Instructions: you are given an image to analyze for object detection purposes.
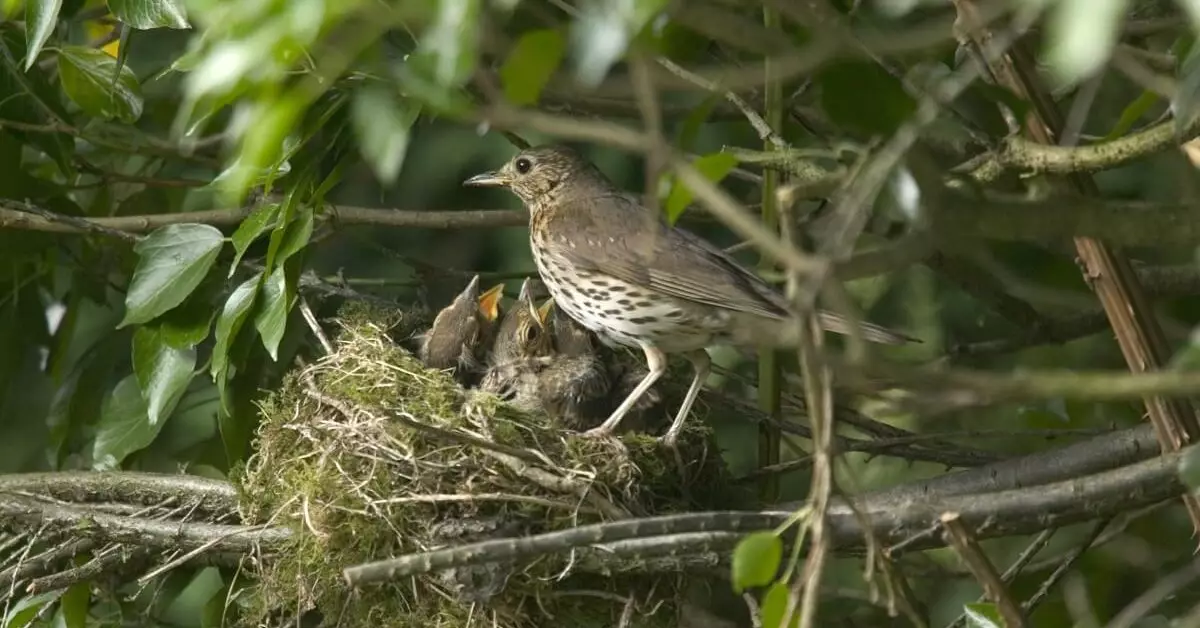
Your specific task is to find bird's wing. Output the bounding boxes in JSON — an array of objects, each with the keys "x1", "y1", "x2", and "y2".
[{"x1": 549, "y1": 194, "x2": 791, "y2": 320}]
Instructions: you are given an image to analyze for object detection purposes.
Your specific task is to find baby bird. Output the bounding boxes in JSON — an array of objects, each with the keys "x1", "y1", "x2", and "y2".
[
  {"x1": 540, "y1": 306, "x2": 615, "y2": 430},
  {"x1": 418, "y1": 275, "x2": 505, "y2": 385},
  {"x1": 479, "y1": 278, "x2": 555, "y2": 410}
]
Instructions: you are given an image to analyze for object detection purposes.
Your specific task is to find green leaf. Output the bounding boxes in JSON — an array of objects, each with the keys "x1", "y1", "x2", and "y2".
[
  {"x1": 228, "y1": 202, "x2": 281, "y2": 277},
  {"x1": 664, "y1": 152, "x2": 738, "y2": 224},
  {"x1": 59, "y1": 582, "x2": 90, "y2": 628},
  {"x1": 217, "y1": 97, "x2": 302, "y2": 203},
  {"x1": 569, "y1": 0, "x2": 668, "y2": 87},
  {"x1": 1174, "y1": 43, "x2": 1200, "y2": 138},
  {"x1": 1105, "y1": 90, "x2": 1159, "y2": 140},
  {"x1": 963, "y1": 602, "x2": 1003, "y2": 628},
  {"x1": 57, "y1": 46, "x2": 143, "y2": 123},
  {"x1": 273, "y1": 203, "x2": 313, "y2": 267},
  {"x1": 93, "y1": 374, "x2": 164, "y2": 469},
  {"x1": 350, "y1": 86, "x2": 421, "y2": 183},
  {"x1": 4, "y1": 590, "x2": 64, "y2": 628},
  {"x1": 1179, "y1": 445, "x2": 1200, "y2": 491},
  {"x1": 132, "y1": 325, "x2": 196, "y2": 426},
  {"x1": 210, "y1": 274, "x2": 260, "y2": 380},
  {"x1": 817, "y1": 59, "x2": 915, "y2": 137},
  {"x1": 120, "y1": 224, "x2": 225, "y2": 327},
  {"x1": 676, "y1": 93, "x2": 722, "y2": 153},
  {"x1": 500, "y1": 29, "x2": 566, "y2": 105},
  {"x1": 108, "y1": 0, "x2": 189, "y2": 29},
  {"x1": 254, "y1": 266, "x2": 291, "y2": 362},
  {"x1": 759, "y1": 581, "x2": 797, "y2": 628},
  {"x1": 730, "y1": 531, "x2": 782, "y2": 593},
  {"x1": 418, "y1": 0, "x2": 481, "y2": 87},
  {"x1": 1044, "y1": 0, "x2": 1129, "y2": 86},
  {"x1": 23, "y1": 0, "x2": 62, "y2": 70},
  {"x1": 158, "y1": 289, "x2": 217, "y2": 349}
]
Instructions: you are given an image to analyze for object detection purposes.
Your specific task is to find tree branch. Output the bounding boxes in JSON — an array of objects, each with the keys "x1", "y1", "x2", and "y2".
[{"x1": 341, "y1": 447, "x2": 1188, "y2": 583}]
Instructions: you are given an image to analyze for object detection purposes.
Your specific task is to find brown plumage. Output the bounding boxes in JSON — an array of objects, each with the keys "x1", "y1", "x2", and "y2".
[
  {"x1": 479, "y1": 278, "x2": 554, "y2": 409},
  {"x1": 541, "y1": 305, "x2": 615, "y2": 430},
  {"x1": 464, "y1": 144, "x2": 917, "y2": 446},
  {"x1": 418, "y1": 275, "x2": 505, "y2": 384}
]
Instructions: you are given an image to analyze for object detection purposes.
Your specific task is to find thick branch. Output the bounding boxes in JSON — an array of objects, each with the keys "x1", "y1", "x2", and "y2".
[
  {"x1": 342, "y1": 448, "x2": 1187, "y2": 583},
  {"x1": 0, "y1": 472, "x2": 238, "y2": 515},
  {"x1": 0, "y1": 493, "x2": 289, "y2": 554}
]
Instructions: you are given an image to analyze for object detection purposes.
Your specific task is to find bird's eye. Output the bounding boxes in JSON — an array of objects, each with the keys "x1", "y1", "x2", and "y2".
[
  {"x1": 522, "y1": 325, "x2": 539, "y2": 344},
  {"x1": 514, "y1": 157, "x2": 532, "y2": 174}
]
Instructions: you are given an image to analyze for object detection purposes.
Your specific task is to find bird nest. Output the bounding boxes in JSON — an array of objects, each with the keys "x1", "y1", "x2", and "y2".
[{"x1": 234, "y1": 301, "x2": 744, "y2": 627}]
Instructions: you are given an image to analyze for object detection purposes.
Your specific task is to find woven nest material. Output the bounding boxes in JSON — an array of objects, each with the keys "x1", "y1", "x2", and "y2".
[{"x1": 235, "y1": 302, "x2": 745, "y2": 627}]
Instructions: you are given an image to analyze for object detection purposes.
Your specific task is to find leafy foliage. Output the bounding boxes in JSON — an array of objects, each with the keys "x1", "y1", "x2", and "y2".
[{"x1": 0, "y1": 0, "x2": 1199, "y2": 625}]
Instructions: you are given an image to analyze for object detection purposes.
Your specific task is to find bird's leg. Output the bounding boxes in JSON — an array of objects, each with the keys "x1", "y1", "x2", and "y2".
[
  {"x1": 661, "y1": 350, "x2": 711, "y2": 449},
  {"x1": 581, "y1": 344, "x2": 666, "y2": 439}
]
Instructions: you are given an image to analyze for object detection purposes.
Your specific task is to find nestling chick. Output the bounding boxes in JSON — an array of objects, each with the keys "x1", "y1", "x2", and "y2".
[
  {"x1": 479, "y1": 278, "x2": 555, "y2": 410},
  {"x1": 418, "y1": 275, "x2": 505, "y2": 385},
  {"x1": 541, "y1": 305, "x2": 614, "y2": 430}
]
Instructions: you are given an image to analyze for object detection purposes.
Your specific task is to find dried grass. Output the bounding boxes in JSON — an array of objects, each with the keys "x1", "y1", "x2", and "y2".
[{"x1": 233, "y1": 302, "x2": 738, "y2": 627}]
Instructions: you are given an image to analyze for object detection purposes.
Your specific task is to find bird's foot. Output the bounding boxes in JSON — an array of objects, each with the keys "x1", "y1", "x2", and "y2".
[
  {"x1": 577, "y1": 426, "x2": 629, "y2": 457},
  {"x1": 579, "y1": 426, "x2": 615, "y2": 439}
]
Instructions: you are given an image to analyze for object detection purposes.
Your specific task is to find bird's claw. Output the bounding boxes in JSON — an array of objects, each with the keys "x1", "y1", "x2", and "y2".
[{"x1": 579, "y1": 427, "x2": 614, "y2": 439}]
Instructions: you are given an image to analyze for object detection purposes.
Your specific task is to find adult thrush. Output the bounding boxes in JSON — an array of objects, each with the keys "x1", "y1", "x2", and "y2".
[
  {"x1": 418, "y1": 275, "x2": 505, "y2": 383},
  {"x1": 464, "y1": 144, "x2": 915, "y2": 447}
]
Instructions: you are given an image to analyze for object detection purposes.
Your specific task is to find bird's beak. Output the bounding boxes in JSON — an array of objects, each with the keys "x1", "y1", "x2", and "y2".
[
  {"x1": 463, "y1": 170, "x2": 509, "y2": 187},
  {"x1": 477, "y1": 283, "x2": 505, "y2": 321},
  {"x1": 537, "y1": 299, "x2": 554, "y2": 326}
]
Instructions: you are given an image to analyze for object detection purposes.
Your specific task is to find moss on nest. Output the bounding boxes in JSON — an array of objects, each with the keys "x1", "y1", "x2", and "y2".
[{"x1": 234, "y1": 302, "x2": 746, "y2": 627}]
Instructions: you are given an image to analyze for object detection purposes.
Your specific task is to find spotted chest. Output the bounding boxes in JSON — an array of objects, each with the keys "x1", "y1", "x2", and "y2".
[{"x1": 530, "y1": 236, "x2": 726, "y2": 354}]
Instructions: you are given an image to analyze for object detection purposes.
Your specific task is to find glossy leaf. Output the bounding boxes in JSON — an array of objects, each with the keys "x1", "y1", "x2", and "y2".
[
  {"x1": 1044, "y1": 0, "x2": 1129, "y2": 86},
  {"x1": 120, "y1": 224, "x2": 225, "y2": 327},
  {"x1": 217, "y1": 97, "x2": 302, "y2": 203},
  {"x1": 962, "y1": 602, "x2": 1003, "y2": 628},
  {"x1": 58, "y1": 582, "x2": 90, "y2": 628},
  {"x1": 817, "y1": 59, "x2": 915, "y2": 137},
  {"x1": 758, "y1": 581, "x2": 797, "y2": 628},
  {"x1": 132, "y1": 324, "x2": 196, "y2": 426},
  {"x1": 210, "y1": 274, "x2": 260, "y2": 380},
  {"x1": 108, "y1": 0, "x2": 189, "y2": 29},
  {"x1": 266, "y1": 202, "x2": 314, "y2": 272},
  {"x1": 3, "y1": 590, "x2": 64, "y2": 628},
  {"x1": 1183, "y1": 0, "x2": 1200, "y2": 31},
  {"x1": 57, "y1": 46, "x2": 144, "y2": 123},
  {"x1": 229, "y1": 202, "x2": 281, "y2": 277},
  {"x1": 351, "y1": 86, "x2": 421, "y2": 183},
  {"x1": 418, "y1": 0, "x2": 481, "y2": 87},
  {"x1": 1105, "y1": 91, "x2": 1159, "y2": 140},
  {"x1": 158, "y1": 285, "x2": 218, "y2": 349},
  {"x1": 500, "y1": 29, "x2": 566, "y2": 105},
  {"x1": 93, "y1": 374, "x2": 163, "y2": 469},
  {"x1": 569, "y1": 0, "x2": 668, "y2": 87},
  {"x1": 664, "y1": 153, "x2": 738, "y2": 224},
  {"x1": 1174, "y1": 43, "x2": 1200, "y2": 137},
  {"x1": 254, "y1": 266, "x2": 291, "y2": 362},
  {"x1": 731, "y1": 531, "x2": 782, "y2": 593},
  {"x1": 23, "y1": 0, "x2": 62, "y2": 70}
]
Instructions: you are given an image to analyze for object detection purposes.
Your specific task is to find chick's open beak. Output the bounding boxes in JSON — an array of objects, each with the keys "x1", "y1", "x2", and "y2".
[
  {"x1": 477, "y1": 283, "x2": 505, "y2": 321},
  {"x1": 536, "y1": 299, "x2": 554, "y2": 326},
  {"x1": 463, "y1": 170, "x2": 509, "y2": 187}
]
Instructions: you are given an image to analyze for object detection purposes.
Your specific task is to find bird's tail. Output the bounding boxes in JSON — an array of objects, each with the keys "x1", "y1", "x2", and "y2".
[{"x1": 728, "y1": 311, "x2": 918, "y2": 348}]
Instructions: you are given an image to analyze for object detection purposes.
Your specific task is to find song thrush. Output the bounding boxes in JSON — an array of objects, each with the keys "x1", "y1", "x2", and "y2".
[
  {"x1": 464, "y1": 144, "x2": 916, "y2": 447},
  {"x1": 418, "y1": 275, "x2": 505, "y2": 383}
]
